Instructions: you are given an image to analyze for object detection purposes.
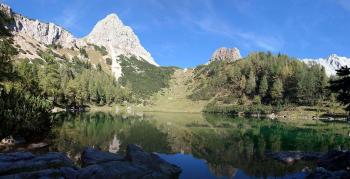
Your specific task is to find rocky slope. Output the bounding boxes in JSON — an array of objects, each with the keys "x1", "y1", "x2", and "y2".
[
  {"x1": 0, "y1": 3, "x2": 158, "y2": 80},
  {"x1": 301, "y1": 54, "x2": 350, "y2": 77},
  {"x1": 210, "y1": 47, "x2": 241, "y2": 62}
]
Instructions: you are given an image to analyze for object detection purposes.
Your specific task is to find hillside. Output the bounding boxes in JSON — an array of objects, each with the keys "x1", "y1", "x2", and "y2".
[{"x1": 139, "y1": 69, "x2": 208, "y2": 113}]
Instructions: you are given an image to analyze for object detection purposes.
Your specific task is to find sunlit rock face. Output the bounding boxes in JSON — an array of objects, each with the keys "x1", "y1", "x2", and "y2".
[
  {"x1": 301, "y1": 54, "x2": 350, "y2": 77},
  {"x1": 82, "y1": 14, "x2": 158, "y2": 66},
  {"x1": 0, "y1": 3, "x2": 158, "y2": 80},
  {"x1": 1, "y1": 3, "x2": 78, "y2": 48},
  {"x1": 210, "y1": 47, "x2": 242, "y2": 62}
]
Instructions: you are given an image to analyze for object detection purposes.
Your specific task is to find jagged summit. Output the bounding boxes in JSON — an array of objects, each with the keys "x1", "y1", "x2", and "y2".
[
  {"x1": 0, "y1": 3, "x2": 159, "y2": 80},
  {"x1": 302, "y1": 54, "x2": 350, "y2": 76},
  {"x1": 83, "y1": 13, "x2": 158, "y2": 67},
  {"x1": 210, "y1": 47, "x2": 242, "y2": 62}
]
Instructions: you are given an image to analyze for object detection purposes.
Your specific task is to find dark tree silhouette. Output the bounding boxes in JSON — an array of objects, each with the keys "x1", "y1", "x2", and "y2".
[{"x1": 329, "y1": 66, "x2": 350, "y2": 114}]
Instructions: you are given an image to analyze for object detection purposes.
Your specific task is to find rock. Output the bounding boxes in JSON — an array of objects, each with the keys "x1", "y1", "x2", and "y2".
[
  {"x1": 210, "y1": 47, "x2": 241, "y2": 62},
  {"x1": 301, "y1": 54, "x2": 350, "y2": 77},
  {"x1": 78, "y1": 161, "x2": 151, "y2": 179},
  {"x1": 83, "y1": 13, "x2": 158, "y2": 67},
  {"x1": 306, "y1": 150, "x2": 350, "y2": 178},
  {"x1": 0, "y1": 152, "x2": 34, "y2": 162},
  {"x1": 27, "y1": 142, "x2": 49, "y2": 150},
  {"x1": 0, "y1": 152, "x2": 76, "y2": 176},
  {"x1": 306, "y1": 167, "x2": 350, "y2": 179},
  {"x1": 0, "y1": 3, "x2": 159, "y2": 81},
  {"x1": 0, "y1": 144, "x2": 181, "y2": 178},
  {"x1": 126, "y1": 144, "x2": 182, "y2": 177},
  {"x1": 0, "y1": 4, "x2": 78, "y2": 48},
  {"x1": 0, "y1": 167, "x2": 78, "y2": 179},
  {"x1": 0, "y1": 136, "x2": 25, "y2": 146},
  {"x1": 267, "y1": 151, "x2": 323, "y2": 164},
  {"x1": 81, "y1": 147, "x2": 124, "y2": 167},
  {"x1": 317, "y1": 150, "x2": 350, "y2": 171}
]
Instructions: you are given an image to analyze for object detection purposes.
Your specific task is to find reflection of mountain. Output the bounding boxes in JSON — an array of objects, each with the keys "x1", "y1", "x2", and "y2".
[
  {"x1": 109, "y1": 135, "x2": 120, "y2": 153},
  {"x1": 52, "y1": 112, "x2": 350, "y2": 178},
  {"x1": 207, "y1": 163, "x2": 238, "y2": 178}
]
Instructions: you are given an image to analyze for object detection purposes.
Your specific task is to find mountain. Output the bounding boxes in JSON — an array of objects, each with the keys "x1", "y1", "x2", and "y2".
[
  {"x1": 0, "y1": 3, "x2": 158, "y2": 80},
  {"x1": 210, "y1": 47, "x2": 241, "y2": 62},
  {"x1": 81, "y1": 13, "x2": 158, "y2": 79},
  {"x1": 301, "y1": 54, "x2": 350, "y2": 76}
]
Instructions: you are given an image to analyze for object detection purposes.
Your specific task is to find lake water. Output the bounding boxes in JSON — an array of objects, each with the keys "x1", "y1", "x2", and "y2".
[{"x1": 50, "y1": 112, "x2": 350, "y2": 179}]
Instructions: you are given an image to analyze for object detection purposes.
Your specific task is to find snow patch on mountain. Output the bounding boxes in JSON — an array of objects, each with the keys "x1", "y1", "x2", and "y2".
[{"x1": 301, "y1": 54, "x2": 350, "y2": 76}]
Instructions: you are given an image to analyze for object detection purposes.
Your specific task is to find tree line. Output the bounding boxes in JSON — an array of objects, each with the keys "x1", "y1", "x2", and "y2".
[{"x1": 190, "y1": 52, "x2": 331, "y2": 113}]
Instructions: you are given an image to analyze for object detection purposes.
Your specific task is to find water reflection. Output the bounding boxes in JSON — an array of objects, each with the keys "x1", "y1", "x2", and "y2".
[{"x1": 51, "y1": 112, "x2": 350, "y2": 178}]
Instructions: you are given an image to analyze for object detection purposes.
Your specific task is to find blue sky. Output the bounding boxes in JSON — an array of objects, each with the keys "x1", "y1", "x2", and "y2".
[{"x1": 2, "y1": 0, "x2": 350, "y2": 67}]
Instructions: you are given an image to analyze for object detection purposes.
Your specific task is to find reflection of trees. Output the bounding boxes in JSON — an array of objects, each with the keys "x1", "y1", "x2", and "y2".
[
  {"x1": 182, "y1": 114, "x2": 350, "y2": 177},
  {"x1": 51, "y1": 112, "x2": 170, "y2": 158},
  {"x1": 118, "y1": 120, "x2": 171, "y2": 153},
  {"x1": 51, "y1": 112, "x2": 350, "y2": 178}
]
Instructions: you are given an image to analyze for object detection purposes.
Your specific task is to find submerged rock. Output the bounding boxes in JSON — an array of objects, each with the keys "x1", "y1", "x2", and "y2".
[
  {"x1": 267, "y1": 151, "x2": 323, "y2": 164},
  {"x1": 317, "y1": 150, "x2": 350, "y2": 171},
  {"x1": 307, "y1": 167, "x2": 350, "y2": 179},
  {"x1": 27, "y1": 142, "x2": 49, "y2": 150},
  {"x1": 306, "y1": 150, "x2": 350, "y2": 178}
]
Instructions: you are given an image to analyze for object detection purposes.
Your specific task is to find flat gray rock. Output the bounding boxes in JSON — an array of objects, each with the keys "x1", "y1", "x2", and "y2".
[{"x1": 0, "y1": 152, "x2": 75, "y2": 176}]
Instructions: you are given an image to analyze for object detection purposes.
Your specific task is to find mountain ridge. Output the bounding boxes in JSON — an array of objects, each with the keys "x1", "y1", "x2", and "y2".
[
  {"x1": 301, "y1": 54, "x2": 350, "y2": 76},
  {"x1": 0, "y1": 3, "x2": 158, "y2": 80}
]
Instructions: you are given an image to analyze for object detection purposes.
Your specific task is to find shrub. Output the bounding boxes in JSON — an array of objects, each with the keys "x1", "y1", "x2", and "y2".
[
  {"x1": 106, "y1": 58, "x2": 112, "y2": 65},
  {"x1": 0, "y1": 88, "x2": 53, "y2": 139}
]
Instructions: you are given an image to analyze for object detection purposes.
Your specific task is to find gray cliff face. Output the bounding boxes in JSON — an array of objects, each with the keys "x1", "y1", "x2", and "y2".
[
  {"x1": 211, "y1": 47, "x2": 242, "y2": 62},
  {"x1": 0, "y1": 3, "x2": 158, "y2": 68},
  {"x1": 1, "y1": 3, "x2": 77, "y2": 48},
  {"x1": 82, "y1": 14, "x2": 158, "y2": 66}
]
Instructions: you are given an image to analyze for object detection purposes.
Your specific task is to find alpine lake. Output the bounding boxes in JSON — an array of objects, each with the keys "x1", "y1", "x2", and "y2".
[{"x1": 18, "y1": 111, "x2": 350, "y2": 178}]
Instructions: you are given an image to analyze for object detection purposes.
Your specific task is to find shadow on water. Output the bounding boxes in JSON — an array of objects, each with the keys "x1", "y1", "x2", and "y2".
[{"x1": 48, "y1": 112, "x2": 350, "y2": 178}]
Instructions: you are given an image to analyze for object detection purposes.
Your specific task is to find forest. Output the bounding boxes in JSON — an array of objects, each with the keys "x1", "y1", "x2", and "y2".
[{"x1": 189, "y1": 52, "x2": 337, "y2": 114}]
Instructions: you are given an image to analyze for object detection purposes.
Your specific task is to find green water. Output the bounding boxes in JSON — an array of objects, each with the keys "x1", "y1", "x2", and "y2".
[{"x1": 50, "y1": 112, "x2": 350, "y2": 178}]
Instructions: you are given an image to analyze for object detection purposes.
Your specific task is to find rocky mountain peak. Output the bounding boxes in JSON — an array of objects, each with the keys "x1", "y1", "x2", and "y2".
[
  {"x1": 83, "y1": 13, "x2": 158, "y2": 67},
  {"x1": 211, "y1": 47, "x2": 242, "y2": 62},
  {"x1": 0, "y1": 3, "x2": 12, "y2": 17},
  {"x1": 301, "y1": 54, "x2": 350, "y2": 77}
]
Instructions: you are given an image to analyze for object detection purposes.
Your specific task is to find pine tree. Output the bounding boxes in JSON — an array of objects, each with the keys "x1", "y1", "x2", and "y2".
[
  {"x1": 270, "y1": 78, "x2": 284, "y2": 103},
  {"x1": 329, "y1": 66, "x2": 350, "y2": 113},
  {"x1": 258, "y1": 75, "x2": 268, "y2": 97},
  {"x1": 246, "y1": 70, "x2": 256, "y2": 95}
]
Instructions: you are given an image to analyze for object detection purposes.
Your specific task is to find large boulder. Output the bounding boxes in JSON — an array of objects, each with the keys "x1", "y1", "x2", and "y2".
[
  {"x1": 78, "y1": 161, "x2": 151, "y2": 179},
  {"x1": 126, "y1": 144, "x2": 182, "y2": 177},
  {"x1": 0, "y1": 152, "x2": 77, "y2": 178},
  {"x1": 307, "y1": 167, "x2": 350, "y2": 179},
  {"x1": 317, "y1": 150, "x2": 350, "y2": 171},
  {"x1": 307, "y1": 150, "x2": 350, "y2": 178},
  {"x1": 81, "y1": 147, "x2": 124, "y2": 167}
]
